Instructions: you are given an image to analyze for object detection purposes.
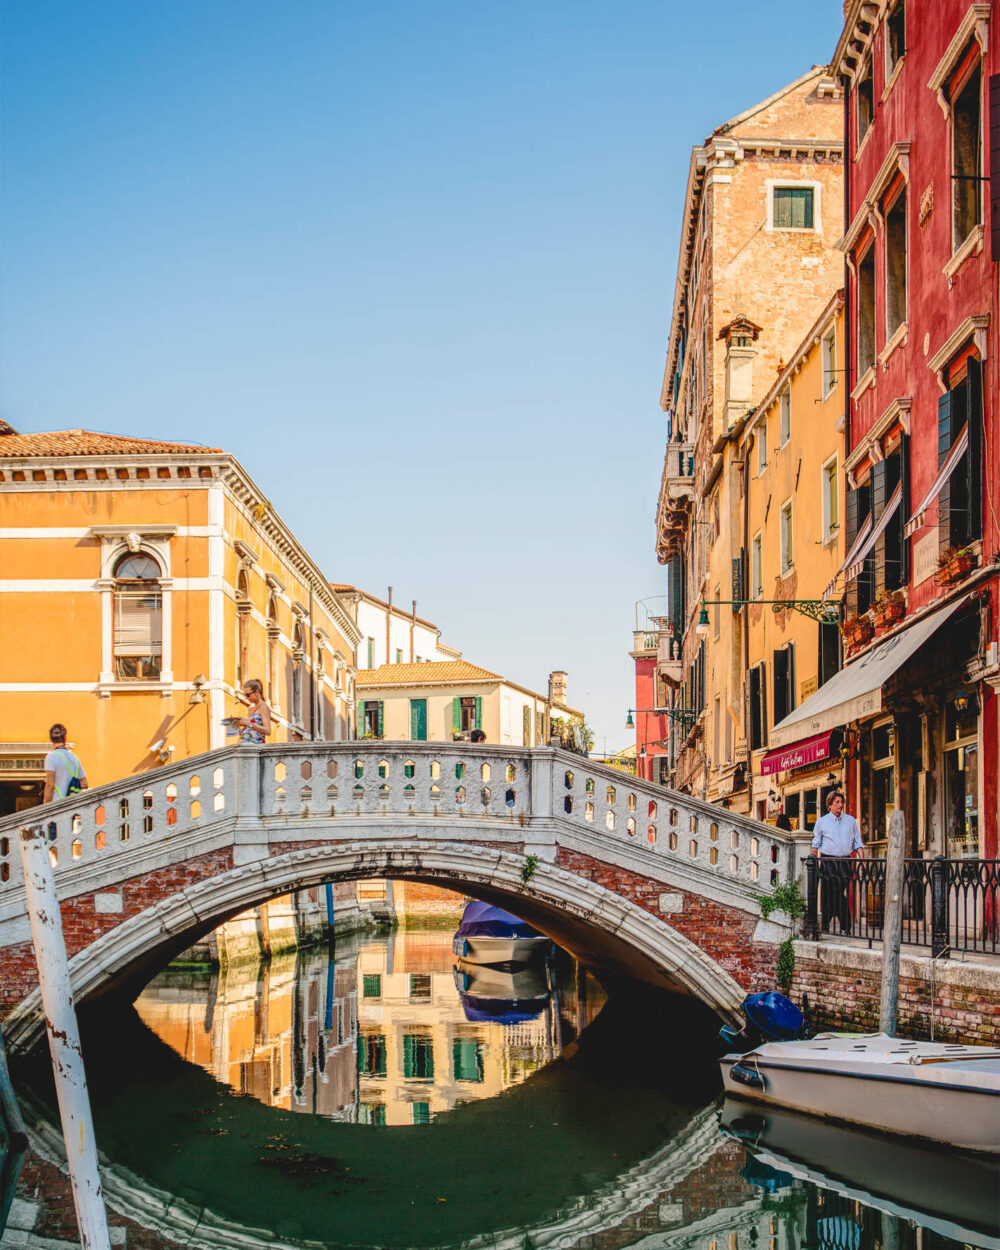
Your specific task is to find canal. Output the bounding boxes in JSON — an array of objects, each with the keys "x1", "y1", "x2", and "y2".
[{"x1": 4, "y1": 918, "x2": 998, "y2": 1249}]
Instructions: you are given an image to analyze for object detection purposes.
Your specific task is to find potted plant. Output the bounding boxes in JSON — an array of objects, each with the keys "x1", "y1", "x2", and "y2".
[
  {"x1": 872, "y1": 590, "x2": 906, "y2": 629},
  {"x1": 938, "y1": 545, "x2": 978, "y2": 585},
  {"x1": 842, "y1": 612, "x2": 874, "y2": 646}
]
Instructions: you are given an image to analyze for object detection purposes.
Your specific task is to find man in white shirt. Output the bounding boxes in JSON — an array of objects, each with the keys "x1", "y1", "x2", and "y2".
[
  {"x1": 43, "y1": 723, "x2": 88, "y2": 803},
  {"x1": 811, "y1": 792, "x2": 863, "y2": 933}
]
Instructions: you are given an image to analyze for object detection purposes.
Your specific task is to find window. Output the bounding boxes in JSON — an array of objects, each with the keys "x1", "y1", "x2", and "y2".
[
  {"x1": 266, "y1": 597, "x2": 279, "y2": 705},
  {"x1": 713, "y1": 585, "x2": 721, "y2": 639},
  {"x1": 886, "y1": 1, "x2": 905, "y2": 77},
  {"x1": 366, "y1": 637, "x2": 374, "y2": 668},
  {"x1": 358, "y1": 1102, "x2": 386, "y2": 1126},
  {"x1": 822, "y1": 328, "x2": 837, "y2": 397},
  {"x1": 857, "y1": 244, "x2": 876, "y2": 377},
  {"x1": 402, "y1": 1034, "x2": 434, "y2": 1080},
  {"x1": 779, "y1": 387, "x2": 791, "y2": 446},
  {"x1": 857, "y1": 60, "x2": 874, "y2": 147},
  {"x1": 885, "y1": 190, "x2": 907, "y2": 339},
  {"x1": 751, "y1": 533, "x2": 763, "y2": 598},
  {"x1": 362, "y1": 974, "x2": 382, "y2": 998},
  {"x1": 362, "y1": 700, "x2": 384, "y2": 738},
  {"x1": 845, "y1": 478, "x2": 875, "y2": 616},
  {"x1": 772, "y1": 185, "x2": 815, "y2": 230},
  {"x1": 872, "y1": 442, "x2": 908, "y2": 595},
  {"x1": 453, "y1": 1039, "x2": 484, "y2": 1083},
  {"x1": 409, "y1": 974, "x2": 431, "y2": 1001},
  {"x1": 454, "y1": 696, "x2": 481, "y2": 735},
  {"x1": 394, "y1": 648, "x2": 403, "y2": 664},
  {"x1": 939, "y1": 358, "x2": 983, "y2": 551},
  {"x1": 713, "y1": 696, "x2": 722, "y2": 767},
  {"x1": 952, "y1": 59, "x2": 983, "y2": 248},
  {"x1": 358, "y1": 1033, "x2": 386, "y2": 1077},
  {"x1": 236, "y1": 571, "x2": 250, "y2": 689},
  {"x1": 113, "y1": 553, "x2": 162, "y2": 680},
  {"x1": 748, "y1": 664, "x2": 767, "y2": 752},
  {"x1": 292, "y1": 621, "x2": 305, "y2": 727},
  {"x1": 822, "y1": 456, "x2": 839, "y2": 542},
  {"x1": 411, "y1": 1102, "x2": 431, "y2": 1125},
  {"x1": 818, "y1": 621, "x2": 840, "y2": 688},
  {"x1": 773, "y1": 645, "x2": 795, "y2": 725},
  {"x1": 780, "y1": 501, "x2": 794, "y2": 573},
  {"x1": 756, "y1": 418, "x2": 767, "y2": 475}
]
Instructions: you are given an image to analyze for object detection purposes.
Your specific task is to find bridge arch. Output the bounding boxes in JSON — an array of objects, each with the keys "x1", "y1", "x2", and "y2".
[{"x1": 4, "y1": 840, "x2": 747, "y2": 1052}]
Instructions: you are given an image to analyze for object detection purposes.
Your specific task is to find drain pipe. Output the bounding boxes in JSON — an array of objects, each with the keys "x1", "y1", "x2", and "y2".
[{"x1": 18, "y1": 823, "x2": 110, "y2": 1250}]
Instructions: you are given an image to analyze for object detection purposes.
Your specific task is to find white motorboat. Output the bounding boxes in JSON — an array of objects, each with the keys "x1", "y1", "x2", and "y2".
[
  {"x1": 451, "y1": 901, "x2": 550, "y2": 966},
  {"x1": 720, "y1": 1033, "x2": 1000, "y2": 1154}
]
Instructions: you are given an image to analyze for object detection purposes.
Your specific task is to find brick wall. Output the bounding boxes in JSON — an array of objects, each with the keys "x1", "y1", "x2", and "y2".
[{"x1": 790, "y1": 940, "x2": 1000, "y2": 1045}]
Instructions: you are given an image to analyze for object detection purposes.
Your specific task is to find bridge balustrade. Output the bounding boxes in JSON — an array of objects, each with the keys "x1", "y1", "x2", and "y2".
[{"x1": 0, "y1": 742, "x2": 795, "y2": 901}]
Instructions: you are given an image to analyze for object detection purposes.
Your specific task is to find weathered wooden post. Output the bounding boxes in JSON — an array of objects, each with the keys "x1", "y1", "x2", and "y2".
[
  {"x1": 879, "y1": 810, "x2": 906, "y2": 1036},
  {"x1": 18, "y1": 823, "x2": 111, "y2": 1250}
]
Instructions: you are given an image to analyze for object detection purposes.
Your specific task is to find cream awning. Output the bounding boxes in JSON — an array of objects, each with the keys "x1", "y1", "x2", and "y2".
[
  {"x1": 845, "y1": 482, "x2": 903, "y2": 582},
  {"x1": 904, "y1": 423, "x2": 968, "y2": 538}
]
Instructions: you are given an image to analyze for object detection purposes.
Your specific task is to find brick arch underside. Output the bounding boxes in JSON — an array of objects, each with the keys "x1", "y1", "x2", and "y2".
[{"x1": 4, "y1": 840, "x2": 750, "y2": 1051}]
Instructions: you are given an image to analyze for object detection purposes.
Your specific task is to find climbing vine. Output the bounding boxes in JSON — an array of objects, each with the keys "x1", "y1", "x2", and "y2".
[
  {"x1": 776, "y1": 937, "x2": 796, "y2": 993},
  {"x1": 521, "y1": 853, "x2": 539, "y2": 884},
  {"x1": 753, "y1": 879, "x2": 805, "y2": 921}
]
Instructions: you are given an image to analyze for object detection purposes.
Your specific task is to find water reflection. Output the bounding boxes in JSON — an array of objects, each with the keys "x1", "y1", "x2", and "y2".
[{"x1": 133, "y1": 928, "x2": 605, "y2": 1125}]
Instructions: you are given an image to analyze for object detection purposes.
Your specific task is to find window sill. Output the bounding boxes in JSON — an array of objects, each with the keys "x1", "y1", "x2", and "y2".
[
  {"x1": 855, "y1": 123, "x2": 874, "y2": 163},
  {"x1": 823, "y1": 528, "x2": 840, "y2": 549},
  {"x1": 878, "y1": 321, "x2": 908, "y2": 370},
  {"x1": 943, "y1": 225, "x2": 984, "y2": 286},
  {"x1": 850, "y1": 366, "x2": 876, "y2": 403},
  {"x1": 780, "y1": 566, "x2": 796, "y2": 581},
  {"x1": 97, "y1": 679, "x2": 173, "y2": 698},
  {"x1": 881, "y1": 56, "x2": 904, "y2": 103}
]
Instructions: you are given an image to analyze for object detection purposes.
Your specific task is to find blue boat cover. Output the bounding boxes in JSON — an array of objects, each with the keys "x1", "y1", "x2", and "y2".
[
  {"x1": 455, "y1": 901, "x2": 542, "y2": 940},
  {"x1": 742, "y1": 991, "x2": 803, "y2": 1040},
  {"x1": 459, "y1": 992, "x2": 548, "y2": 1025}
]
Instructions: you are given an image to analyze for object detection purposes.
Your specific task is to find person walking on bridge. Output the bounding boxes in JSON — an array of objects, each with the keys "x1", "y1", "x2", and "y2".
[
  {"x1": 234, "y1": 678, "x2": 271, "y2": 745},
  {"x1": 43, "y1": 723, "x2": 88, "y2": 802},
  {"x1": 810, "y1": 792, "x2": 862, "y2": 934}
]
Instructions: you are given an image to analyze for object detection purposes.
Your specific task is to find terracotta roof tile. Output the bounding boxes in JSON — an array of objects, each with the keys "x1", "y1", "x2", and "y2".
[
  {"x1": 356, "y1": 660, "x2": 502, "y2": 687},
  {"x1": 0, "y1": 429, "x2": 222, "y2": 458}
]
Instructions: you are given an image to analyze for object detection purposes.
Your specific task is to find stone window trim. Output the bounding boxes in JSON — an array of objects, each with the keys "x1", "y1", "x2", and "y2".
[
  {"x1": 927, "y1": 3, "x2": 991, "y2": 120},
  {"x1": 91, "y1": 527, "x2": 175, "y2": 693},
  {"x1": 821, "y1": 453, "x2": 840, "y2": 546},
  {"x1": 882, "y1": 50, "x2": 905, "y2": 106},
  {"x1": 878, "y1": 320, "x2": 909, "y2": 371},
  {"x1": 765, "y1": 179, "x2": 822, "y2": 233},
  {"x1": 840, "y1": 142, "x2": 911, "y2": 255},
  {"x1": 845, "y1": 396, "x2": 912, "y2": 487},
  {"x1": 943, "y1": 224, "x2": 984, "y2": 286},
  {"x1": 926, "y1": 315, "x2": 990, "y2": 393},
  {"x1": 779, "y1": 498, "x2": 795, "y2": 576}
]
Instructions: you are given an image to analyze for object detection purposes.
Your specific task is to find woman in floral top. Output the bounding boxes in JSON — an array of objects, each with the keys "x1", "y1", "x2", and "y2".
[{"x1": 235, "y1": 678, "x2": 272, "y2": 745}]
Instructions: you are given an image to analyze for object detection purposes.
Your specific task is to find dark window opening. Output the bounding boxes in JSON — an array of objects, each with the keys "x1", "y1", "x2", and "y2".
[
  {"x1": 939, "y1": 358, "x2": 983, "y2": 551},
  {"x1": 885, "y1": 191, "x2": 907, "y2": 338},
  {"x1": 857, "y1": 245, "x2": 876, "y2": 377},
  {"x1": 773, "y1": 646, "x2": 795, "y2": 726},
  {"x1": 749, "y1": 665, "x2": 767, "y2": 752},
  {"x1": 857, "y1": 61, "x2": 874, "y2": 145},
  {"x1": 886, "y1": 2, "x2": 905, "y2": 75},
  {"x1": 953, "y1": 59, "x2": 983, "y2": 246},
  {"x1": 818, "y1": 621, "x2": 841, "y2": 688}
]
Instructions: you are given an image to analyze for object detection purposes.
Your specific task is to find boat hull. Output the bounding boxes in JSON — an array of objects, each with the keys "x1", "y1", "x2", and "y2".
[
  {"x1": 451, "y1": 934, "x2": 549, "y2": 966},
  {"x1": 720, "y1": 1054, "x2": 1000, "y2": 1154}
]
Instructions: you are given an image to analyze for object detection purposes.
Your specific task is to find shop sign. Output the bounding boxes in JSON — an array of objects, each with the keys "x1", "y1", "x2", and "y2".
[
  {"x1": 912, "y1": 531, "x2": 939, "y2": 586},
  {"x1": 800, "y1": 676, "x2": 818, "y2": 700},
  {"x1": 760, "y1": 731, "x2": 834, "y2": 776},
  {"x1": 0, "y1": 757, "x2": 44, "y2": 773}
]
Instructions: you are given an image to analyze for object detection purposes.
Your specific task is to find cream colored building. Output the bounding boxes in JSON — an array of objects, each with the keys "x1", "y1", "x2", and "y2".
[
  {"x1": 653, "y1": 69, "x2": 844, "y2": 811},
  {"x1": 335, "y1": 584, "x2": 462, "y2": 670}
]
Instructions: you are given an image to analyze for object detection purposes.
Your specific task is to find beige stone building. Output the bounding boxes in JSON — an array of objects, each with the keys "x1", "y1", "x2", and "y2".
[{"x1": 653, "y1": 68, "x2": 844, "y2": 810}]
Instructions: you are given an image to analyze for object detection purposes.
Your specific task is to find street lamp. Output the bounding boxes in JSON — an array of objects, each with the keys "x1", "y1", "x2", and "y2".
[
  {"x1": 695, "y1": 596, "x2": 839, "y2": 626},
  {"x1": 696, "y1": 604, "x2": 711, "y2": 636}
]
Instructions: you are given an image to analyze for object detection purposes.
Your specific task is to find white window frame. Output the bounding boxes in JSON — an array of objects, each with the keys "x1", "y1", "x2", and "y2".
[
  {"x1": 91, "y1": 527, "x2": 175, "y2": 692},
  {"x1": 756, "y1": 416, "x2": 768, "y2": 476},
  {"x1": 780, "y1": 499, "x2": 794, "y2": 574},
  {"x1": 751, "y1": 531, "x2": 763, "y2": 599},
  {"x1": 766, "y1": 179, "x2": 822, "y2": 233},
  {"x1": 822, "y1": 454, "x2": 840, "y2": 544},
  {"x1": 822, "y1": 328, "x2": 837, "y2": 398},
  {"x1": 779, "y1": 386, "x2": 791, "y2": 447}
]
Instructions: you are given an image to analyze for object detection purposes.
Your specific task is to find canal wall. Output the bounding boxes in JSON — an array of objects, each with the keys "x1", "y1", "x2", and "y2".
[{"x1": 790, "y1": 940, "x2": 1000, "y2": 1045}]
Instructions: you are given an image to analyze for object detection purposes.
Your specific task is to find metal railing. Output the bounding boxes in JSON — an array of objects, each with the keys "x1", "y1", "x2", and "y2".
[{"x1": 804, "y1": 855, "x2": 1000, "y2": 957}]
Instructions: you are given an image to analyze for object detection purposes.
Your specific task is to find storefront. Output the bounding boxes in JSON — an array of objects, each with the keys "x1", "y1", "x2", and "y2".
[
  {"x1": 758, "y1": 731, "x2": 844, "y2": 832},
  {"x1": 0, "y1": 743, "x2": 48, "y2": 817}
]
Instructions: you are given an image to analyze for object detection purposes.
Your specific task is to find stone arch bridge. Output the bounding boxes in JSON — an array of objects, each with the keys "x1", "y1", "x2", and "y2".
[{"x1": 0, "y1": 743, "x2": 798, "y2": 1051}]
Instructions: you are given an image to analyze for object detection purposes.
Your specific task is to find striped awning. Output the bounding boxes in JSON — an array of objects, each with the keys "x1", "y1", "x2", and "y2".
[
  {"x1": 824, "y1": 513, "x2": 874, "y2": 598},
  {"x1": 903, "y1": 423, "x2": 969, "y2": 538},
  {"x1": 846, "y1": 482, "x2": 903, "y2": 582}
]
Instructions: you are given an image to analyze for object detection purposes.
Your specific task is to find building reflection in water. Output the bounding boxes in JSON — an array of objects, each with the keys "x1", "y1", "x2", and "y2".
[{"x1": 134, "y1": 927, "x2": 605, "y2": 1126}]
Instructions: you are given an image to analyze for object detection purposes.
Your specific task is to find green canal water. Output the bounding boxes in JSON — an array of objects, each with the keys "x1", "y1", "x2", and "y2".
[{"x1": 6, "y1": 924, "x2": 999, "y2": 1250}]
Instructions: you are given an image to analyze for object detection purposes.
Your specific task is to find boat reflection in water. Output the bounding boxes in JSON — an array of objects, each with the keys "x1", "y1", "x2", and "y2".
[
  {"x1": 722, "y1": 1097, "x2": 1000, "y2": 1250},
  {"x1": 134, "y1": 926, "x2": 604, "y2": 1126}
]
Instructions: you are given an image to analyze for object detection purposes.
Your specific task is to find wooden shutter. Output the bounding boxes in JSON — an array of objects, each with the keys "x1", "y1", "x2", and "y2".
[
  {"x1": 732, "y1": 551, "x2": 745, "y2": 603},
  {"x1": 787, "y1": 644, "x2": 795, "y2": 713},
  {"x1": 376, "y1": 701, "x2": 384, "y2": 738},
  {"x1": 474, "y1": 696, "x2": 483, "y2": 730},
  {"x1": 113, "y1": 591, "x2": 162, "y2": 655},
  {"x1": 990, "y1": 74, "x2": 1000, "y2": 261},
  {"x1": 749, "y1": 667, "x2": 761, "y2": 751},
  {"x1": 967, "y1": 357, "x2": 983, "y2": 541},
  {"x1": 452, "y1": 698, "x2": 461, "y2": 733},
  {"x1": 773, "y1": 649, "x2": 788, "y2": 725},
  {"x1": 938, "y1": 389, "x2": 954, "y2": 554},
  {"x1": 896, "y1": 434, "x2": 910, "y2": 587}
]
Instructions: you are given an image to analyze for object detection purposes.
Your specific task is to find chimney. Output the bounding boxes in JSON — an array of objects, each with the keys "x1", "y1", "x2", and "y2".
[{"x1": 548, "y1": 671, "x2": 568, "y2": 706}]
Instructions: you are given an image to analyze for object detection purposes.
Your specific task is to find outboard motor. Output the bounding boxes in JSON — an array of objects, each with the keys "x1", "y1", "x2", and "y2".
[{"x1": 719, "y1": 991, "x2": 804, "y2": 1052}]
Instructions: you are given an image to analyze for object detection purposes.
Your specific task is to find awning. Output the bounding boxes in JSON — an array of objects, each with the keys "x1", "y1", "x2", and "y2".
[
  {"x1": 845, "y1": 482, "x2": 903, "y2": 581},
  {"x1": 824, "y1": 512, "x2": 873, "y2": 599},
  {"x1": 904, "y1": 423, "x2": 968, "y2": 538},
  {"x1": 760, "y1": 730, "x2": 836, "y2": 776},
  {"x1": 768, "y1": 597, "x2": 968, "y2": 748}
]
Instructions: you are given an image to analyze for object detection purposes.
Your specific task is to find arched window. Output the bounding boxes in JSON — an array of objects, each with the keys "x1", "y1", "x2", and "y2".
[
  {"x1": 316, "y1": 647, "x2": 325, "y2": 739},
  {"x1": 292, "y1": 621, "x2": 304, "y2": 728},
  {"x1": 113, "y1": 553, "x2": 162, "y2": 680},
  {"x1": 266, "y1": 596, "x2": 279, "y2": 706},
  {"x1": 236, "y1": 570, "x2": 251, "y2": 689}
]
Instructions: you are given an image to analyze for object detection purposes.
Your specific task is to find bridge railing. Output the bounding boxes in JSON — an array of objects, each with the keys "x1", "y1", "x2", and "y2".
[{"x1": 0, "y1": 741, "x2": 796, "y2": 901}]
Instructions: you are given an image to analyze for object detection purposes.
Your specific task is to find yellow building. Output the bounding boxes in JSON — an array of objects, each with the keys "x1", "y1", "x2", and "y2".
[
  {"x1": 355, "y1": 662, "x2": 581, "y2": 747},
  {"x1": 735, "y1": 294, "x2": 846, "y2": 827},
  {"x1": 0, "y1": 426, "x2": 362, "y2": 812}
]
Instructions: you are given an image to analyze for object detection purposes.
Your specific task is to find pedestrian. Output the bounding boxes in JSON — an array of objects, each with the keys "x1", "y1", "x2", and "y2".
[
  {"x1": 810, "y1": 791, "x2": 863, "y2": 934},
  {"x1": 43, "y1": 724, "x2": 88, "y2": 803},
  {"x1": 234, "y1": 678, "x2": 272, "y2": 745},
  {"x1": 775, "y1": 812, "x2": 794, "y2": 832},
  {"x1": 470, "y1": 728, "x2": 486, "y2": 743}
]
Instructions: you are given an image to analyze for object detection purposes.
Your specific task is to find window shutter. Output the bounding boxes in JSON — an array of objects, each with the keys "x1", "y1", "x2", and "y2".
[
  {"x1": 732, "y1": 551, "x2": 745, "y2": 603},
  {"x1": 967, "y1": 358, "x2": 983, "y2": 541},
  {"x1": 937, "y1": 389, "x2": 954, "y2": 554},
  {"x1": 474, "y1": 696, "x2": 483, "y2": 730},
  {"x1": 113, "y1": 592, "x2": 162, "y2": 655},
  {"x1": 376, "y1": 701, "x2": 384, "y2": 738},
  {"x1": 896, "y1": 434, "x2": 910, "y2": 587},
  {"x1": 773, "y1": 649, "x2": 788, "y2": 725},
  {"x1": 787, "y1": 643, "x2": 795, "y2": 714},
  {"x1": 453, "y1": 698, "x2": 461, "y2": 733}
]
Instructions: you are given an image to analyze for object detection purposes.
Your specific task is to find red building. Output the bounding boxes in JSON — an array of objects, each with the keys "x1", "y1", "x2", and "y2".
[
  {"x1": 629, "y1": 620, "x2": 673, "y2": 785},
  {"x1": 778, "y1": 2, "x2": 999, "y2": 859}
]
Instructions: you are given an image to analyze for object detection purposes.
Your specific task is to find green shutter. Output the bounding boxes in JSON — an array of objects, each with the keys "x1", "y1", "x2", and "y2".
[
  {"x1": 474, "y1": 696, "x2": 483, "y2": 730},
  {"x1": 453, "y1": 697, "x2": 461, "y2": 733},
  {"x1": 377, "y1": 701, "x2": 384, "y2": 739},
  {"x1": 366, "y1": 638, "x2": 374, "y2": 668}
]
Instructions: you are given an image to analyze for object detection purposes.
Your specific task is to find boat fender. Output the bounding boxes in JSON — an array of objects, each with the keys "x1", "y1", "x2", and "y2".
[{"x1": 730, "y1": 1061, "x2": 766, "y2": 1091}]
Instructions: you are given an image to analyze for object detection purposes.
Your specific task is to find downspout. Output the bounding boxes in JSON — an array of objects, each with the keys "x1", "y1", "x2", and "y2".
[
  {"x1": 841, "y1": 72, "x2": 855, "y2": 816},
  {"x1": 742, "y1": 433, "x2": 752, "y2": 806}
]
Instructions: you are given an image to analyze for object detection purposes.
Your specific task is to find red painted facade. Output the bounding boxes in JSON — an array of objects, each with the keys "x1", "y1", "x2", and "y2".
[
  {"x1": 836, "y1": 1, "x2": 999, "y2": 857},
  {"x1": 631, "y1": 644, "x2": 670, "y2": 785}
]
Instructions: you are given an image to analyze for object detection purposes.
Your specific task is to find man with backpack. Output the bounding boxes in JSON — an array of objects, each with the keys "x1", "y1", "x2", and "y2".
[{"x1": 43, "y1": 724, "x2": 88, "y2": 803}]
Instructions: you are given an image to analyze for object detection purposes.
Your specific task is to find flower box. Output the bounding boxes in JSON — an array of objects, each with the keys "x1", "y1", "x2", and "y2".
[
  {"x1": 873, "y1": 596, "x2": 906, "y2": 629},
  {"x1": 843, "y1": 614, "x2": 874, "y2": 646}
]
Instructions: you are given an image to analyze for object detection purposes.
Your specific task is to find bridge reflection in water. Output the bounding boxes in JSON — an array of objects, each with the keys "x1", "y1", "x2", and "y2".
[{"x1": 133, "y1": 927, "x2": 605, "y2": 1125}]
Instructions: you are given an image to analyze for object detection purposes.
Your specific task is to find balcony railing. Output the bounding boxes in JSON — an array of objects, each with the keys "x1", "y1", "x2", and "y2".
[
  {"x1": 804, "y1": 855, "x2": 1000, "y2": 957},
  {"x1": 664, "y1": 443, "x2": 695, "y2": 493}
]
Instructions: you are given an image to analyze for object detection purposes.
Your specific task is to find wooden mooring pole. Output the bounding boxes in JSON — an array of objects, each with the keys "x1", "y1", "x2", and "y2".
[{"x1": 879, "y1": 810, "x2": 906, "y2": 1036}]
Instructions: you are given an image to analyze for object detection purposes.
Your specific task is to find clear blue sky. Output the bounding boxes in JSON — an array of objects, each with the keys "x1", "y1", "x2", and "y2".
[{"x1": 1, "y1": 1, "x2": 843, "y2": 752}]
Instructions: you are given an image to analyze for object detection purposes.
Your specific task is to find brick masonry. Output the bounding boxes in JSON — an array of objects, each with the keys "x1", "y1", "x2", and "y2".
[{"x1": 791, "y1": 940, "x2": 1000, "y2": 1045}]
